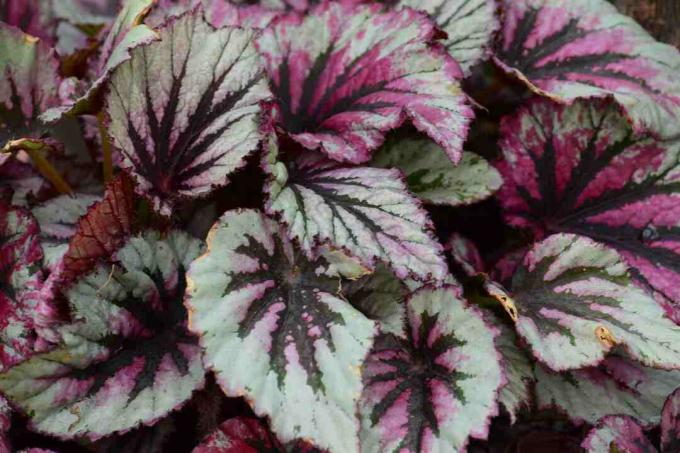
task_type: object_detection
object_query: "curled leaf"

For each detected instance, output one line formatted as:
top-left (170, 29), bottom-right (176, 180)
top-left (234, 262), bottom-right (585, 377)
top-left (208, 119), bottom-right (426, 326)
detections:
top-left (0, 230), bottom-right (205, 439)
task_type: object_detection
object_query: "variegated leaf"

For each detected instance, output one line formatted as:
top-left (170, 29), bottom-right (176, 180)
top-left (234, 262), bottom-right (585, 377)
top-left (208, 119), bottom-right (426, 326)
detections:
top-left (0, 397), bottom-right (10, 453)
top-left (536, 355), bottom-right (680, 426)
top-left (31, 193), bottom-right (100, 272)
top-left (106, 10), bottom-right (271, 215)
top-left (397, 0), bottom-right (499, 75)
top-left (255, 1), bottom-right (473, 164)
top-left (264, 133), bottom-right (447, 282)
top-left (581, 416), bottom-right (656, 453)
top-left (359, 285), bottom-right (503, 453)
top-left (0, 202), bottom-right (42, 371)
top-left (373, 137), bottom-right (502, 206)
top-left (0, 230), bottom-right (205, 439)
top-left (443, 233), bottom-right (533, 422)
top-left (497, 97), bottom-right (680, 323)
top-left (42, 0), bottom-right (158, 122)
top-left (509, 233), bottom-right (680, 370)
top-left (661, 387), bottom-right (680, 453)
top-left (186, 209), bottom-right (376, 453)
top-left (495, 0), bottom-right (680, 138)
top-left (0, 23), bottom-right (60, 149)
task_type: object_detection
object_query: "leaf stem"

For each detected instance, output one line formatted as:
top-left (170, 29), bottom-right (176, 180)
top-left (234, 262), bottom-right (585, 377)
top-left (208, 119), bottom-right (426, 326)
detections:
top-left (97, 111), bottom-right (113, 183)
top-left (2, 139), bottom-right (72, 194)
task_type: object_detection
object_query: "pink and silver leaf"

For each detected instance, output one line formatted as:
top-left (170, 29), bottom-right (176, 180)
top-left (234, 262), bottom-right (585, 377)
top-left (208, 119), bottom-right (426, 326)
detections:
top-left (0, 23), bottom-right (61, 149)
top-left (0, 0), bottom-right (56, 44)
top-left (495, 0), bottom-right (680, 139)
top-left (264, 133), bottom-right (448, 282)
top-left (359, 284), bottom-right (503, 453)
top-left (256, 1), bottom-right (472, 164)
top-left (497, 96), bottom-right (680, 323)
top-left (343, 264), bottom-right (408, 339)
top-left (397, 0), bottom-right (499, 76)
top-left (661, 387), bottom-right (680, 453)
top-left (536, 355), bottom-right (680, 427)
top-left (0, 202), bottom-right (43, 371)
top-left (0, 230), bottom-right (205, 439)
top-left (509, 233), bottom-right (680, 371)
top-left (581, 415), bottom-right (656, 453)
top-left (106, 9), bottom-right (271, 215)
top-left (186, 209), bottom-right (376, 453)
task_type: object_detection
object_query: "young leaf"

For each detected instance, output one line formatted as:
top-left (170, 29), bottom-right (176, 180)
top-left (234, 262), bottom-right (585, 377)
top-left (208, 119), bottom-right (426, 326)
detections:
top-left (264, 134), bottom-right (448, 281)
top-left (41, 0), bottom-right (159, 122)
top-left (0, 202), bottom-right (43, 370)
top-left (192, 417), bottom-right (281, 453)
top-left (31, 194), bottom-right (100, 272)
top-left (373, 137), bottom-right (502, 206)
top-left (509, 233), bottom-right (680, 371)
top-left (0, 230), bottom-right (205, 439)
top-left (661, 388), bottom-right (680, 453)
top-left (359, 284), bottom-right (503, 453)
top-left (397, 0), bottom-right (499, 75)
top-left (56, 174), bottom-right (135, 286)
top-left (581, 416), bottom-right (656, 453)
top-left (495, 0), bottom-right (680, 138)
top-left (186, 209), bottom-right (376, 453)
top-left (536, 355), bottom-right (680, 426)
top-left (255, 1), bottom-right (473, 164)
top-left (0, 23), bottom-right (61, 149)
top-left (106, 10), bottom-right (271, 215)
top-left (497, 97), bottom-right (680, 323)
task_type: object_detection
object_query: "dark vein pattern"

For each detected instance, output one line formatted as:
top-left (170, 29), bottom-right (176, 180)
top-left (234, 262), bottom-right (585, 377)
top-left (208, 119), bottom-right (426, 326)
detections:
top-left (495, 0), bottom-right (680, 137)
top-left (106, 10), bottom-right (271, 215)
top-left (264, 140), bottom-right (447, 281)
top-left (186, 209), bottom-right (375, 452)
top-left (359, 285), bottom-right (502, 453)
top-left (0, 230), bottom-right (205, 439)
top-left (497, 97), bottom-right (680, 324)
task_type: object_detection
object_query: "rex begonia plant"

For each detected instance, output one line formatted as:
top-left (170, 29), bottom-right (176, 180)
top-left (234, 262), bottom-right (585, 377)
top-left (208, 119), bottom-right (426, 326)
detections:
top-left (1, 0), bottom-right (680, 451)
